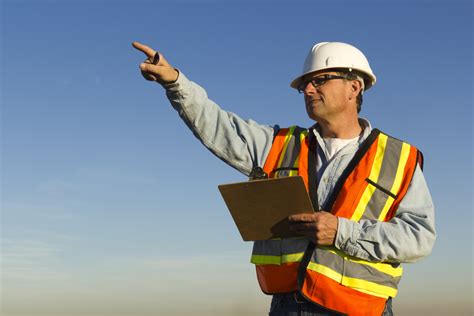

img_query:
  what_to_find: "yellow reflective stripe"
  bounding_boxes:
[341,275,397,297]
[307,262,342,283]
[276,126,296,168]
[289,130,308,176]
[368,134,389,181]
[289,146,299,175]
[351,134,388,221]
[251,253,304,265]
[296,131,309,164]
[391,142,411,193]
[351,184,377,221]
[348,287,390,299]
[282,252,304,263]
[307,262,395,298]
[377,195,395,222]
[320,246,403,277]
[251,255,281,265]
[377,142,411,221]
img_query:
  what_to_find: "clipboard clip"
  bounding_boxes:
[249,167,268,181]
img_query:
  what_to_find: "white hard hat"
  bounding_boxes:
[290,42,377,91]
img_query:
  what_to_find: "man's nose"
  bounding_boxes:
[303,82,317,95]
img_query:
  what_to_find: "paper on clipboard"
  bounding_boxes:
[218,176,315,241]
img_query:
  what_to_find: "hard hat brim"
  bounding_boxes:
[290,67,376,91]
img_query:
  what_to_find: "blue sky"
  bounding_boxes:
[1,0,472,315]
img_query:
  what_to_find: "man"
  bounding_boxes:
[132,41,435,316]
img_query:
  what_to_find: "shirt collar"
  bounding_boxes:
[310,117,373,148]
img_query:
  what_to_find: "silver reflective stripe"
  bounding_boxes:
[377,137,403,190]
[312,247,400,290]
[281,237,309,255]
[362,136,403,220]
[279,135,296,170]
[275,127,301,177]
[343,260,401,289]
[253,239,281,256]
[253,238,308,256]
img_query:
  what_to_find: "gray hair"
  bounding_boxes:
[337,71,365,113]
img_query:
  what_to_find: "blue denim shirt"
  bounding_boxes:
[164,72,436,263]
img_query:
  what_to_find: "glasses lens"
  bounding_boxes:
[311,77,327,87]
[297,82,306,93]
[298,75,346,93]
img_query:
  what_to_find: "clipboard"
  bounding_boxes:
[218,176,315,241]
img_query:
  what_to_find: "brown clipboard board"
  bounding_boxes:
[218,176,315,241]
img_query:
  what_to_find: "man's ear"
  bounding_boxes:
[349,79,362,99]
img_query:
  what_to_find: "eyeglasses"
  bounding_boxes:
[297,74,348,94]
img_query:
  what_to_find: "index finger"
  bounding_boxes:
[288,213,315,222]
[132,41,156,58]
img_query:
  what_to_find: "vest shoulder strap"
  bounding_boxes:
[325,128,381,210]
[328,129,422,221]
[263,126,308,177]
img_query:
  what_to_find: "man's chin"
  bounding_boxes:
[306,111,320,122]
[306,105,321,117]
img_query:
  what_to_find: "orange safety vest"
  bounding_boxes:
[251,126,423,316]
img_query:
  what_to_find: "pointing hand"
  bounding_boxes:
[132,41,179,85]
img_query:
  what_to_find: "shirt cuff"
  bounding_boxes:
[335,217,360,256]
[163,69,186,91]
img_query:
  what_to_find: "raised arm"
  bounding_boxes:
[132,41,275,175]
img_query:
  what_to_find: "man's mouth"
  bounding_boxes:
[307,98,322,105]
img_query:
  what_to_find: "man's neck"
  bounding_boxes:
[318,116,362,139]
